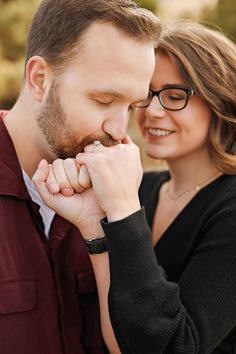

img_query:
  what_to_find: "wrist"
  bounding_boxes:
[78,223,105,240]
[106,200,141,222]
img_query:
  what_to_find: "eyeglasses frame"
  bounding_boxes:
[137,86,195,111]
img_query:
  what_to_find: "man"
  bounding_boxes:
[0,0,160,353]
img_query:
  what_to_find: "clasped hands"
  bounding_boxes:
[32,135,143,237]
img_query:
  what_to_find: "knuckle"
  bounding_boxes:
[63,158,76,170]
[52,159,63,168]
[64,158,74,165]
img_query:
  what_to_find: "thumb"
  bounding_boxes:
[32,159,52,202]
[32,159,50,182]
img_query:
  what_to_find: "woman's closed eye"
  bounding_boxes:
[168,94,186,101]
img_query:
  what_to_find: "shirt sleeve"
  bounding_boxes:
[101,204,236,354]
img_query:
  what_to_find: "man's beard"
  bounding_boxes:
[36,82,117,159]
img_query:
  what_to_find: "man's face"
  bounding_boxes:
[37,22,155,159]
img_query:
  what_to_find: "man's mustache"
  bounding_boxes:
[57,134,119,159]
[83,135,119,150]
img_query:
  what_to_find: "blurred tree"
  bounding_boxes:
[201,0,236,41]
[135,0,159,13]
[0,0,39,108]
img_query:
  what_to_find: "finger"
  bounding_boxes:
[46,165,60,194]
[32,159,53,203]
[78,165,91,189]
[63,158,85,193]
[32,159,50,184]
[83,144,96,153]
[84,141,106,153]
[52,159,74,197]
[75,152,95,167]
[121,134,132,144]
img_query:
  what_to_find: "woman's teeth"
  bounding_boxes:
[148,128,173,136]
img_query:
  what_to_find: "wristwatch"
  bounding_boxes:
[84,236,108,254]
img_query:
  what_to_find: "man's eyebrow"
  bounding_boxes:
[89,89,125,99]
[89,89,151,103]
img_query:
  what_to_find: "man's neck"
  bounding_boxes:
[4,99,52,178]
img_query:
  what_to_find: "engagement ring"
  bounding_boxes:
[93,140,101,152]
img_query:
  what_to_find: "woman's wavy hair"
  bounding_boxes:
[158,20,236,174]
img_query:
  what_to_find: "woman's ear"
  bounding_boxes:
[26,56,52,102]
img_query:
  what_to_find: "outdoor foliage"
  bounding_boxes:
[201,0,236,41]
[135,0,158,13]
[0,0,40,107]
[0,0,235,109]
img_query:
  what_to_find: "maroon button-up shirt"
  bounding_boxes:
[0,113,106,354]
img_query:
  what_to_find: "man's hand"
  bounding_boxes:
[32,159,105,237]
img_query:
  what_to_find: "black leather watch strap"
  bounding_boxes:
[84,236,108,254]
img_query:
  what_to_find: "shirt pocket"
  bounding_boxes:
[0,278,38,354]
[0,278,36,314]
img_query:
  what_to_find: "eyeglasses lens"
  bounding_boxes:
[160,88,188,110]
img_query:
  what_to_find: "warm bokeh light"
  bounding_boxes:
[158,0,218,19]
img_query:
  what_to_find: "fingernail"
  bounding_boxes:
[63,188,74,196]
[49,183,59,193]
[39,159,46,167]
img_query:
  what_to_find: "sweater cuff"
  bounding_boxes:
[101,208,164,296]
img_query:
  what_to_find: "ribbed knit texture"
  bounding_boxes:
[102,172,236,354]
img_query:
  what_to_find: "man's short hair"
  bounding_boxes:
[25,0,161,73]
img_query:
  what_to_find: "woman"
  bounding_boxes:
[34,21,236,353]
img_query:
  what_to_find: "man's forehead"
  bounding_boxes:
[83,21,133,44]
[80,21,153,58]
[57,21,155,100]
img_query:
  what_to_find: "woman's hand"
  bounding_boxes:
[76,135,143,222]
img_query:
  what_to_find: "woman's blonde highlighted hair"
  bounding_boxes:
[158,20,236,174]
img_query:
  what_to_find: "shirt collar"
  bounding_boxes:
[0,115,31,200]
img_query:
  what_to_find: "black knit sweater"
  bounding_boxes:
[102,171,236,354]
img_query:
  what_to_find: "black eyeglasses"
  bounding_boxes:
[136,86,195,111]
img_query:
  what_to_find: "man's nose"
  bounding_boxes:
[103,111,129,141]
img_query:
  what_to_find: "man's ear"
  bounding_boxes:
[26,56,52,102]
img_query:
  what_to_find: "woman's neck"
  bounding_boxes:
[166,152,221,196]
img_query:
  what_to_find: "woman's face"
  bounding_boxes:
[135,51,212,162]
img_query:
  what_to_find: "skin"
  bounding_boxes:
[4,21,155,354]
[32,50,221,354]
[40,51,219,223]
[135,51,212,165]
[33,49,224,354]
[33,136,142,354]
[4,21,155,178]
[135,51,220,243]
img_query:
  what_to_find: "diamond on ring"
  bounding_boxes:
[93,140,101,146]
[93,140,101,152]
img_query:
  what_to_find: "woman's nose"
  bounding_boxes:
[144,96,166,119]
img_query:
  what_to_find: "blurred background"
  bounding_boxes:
[0,0,235,169]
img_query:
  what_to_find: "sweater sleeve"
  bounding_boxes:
[101,204,236,354]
